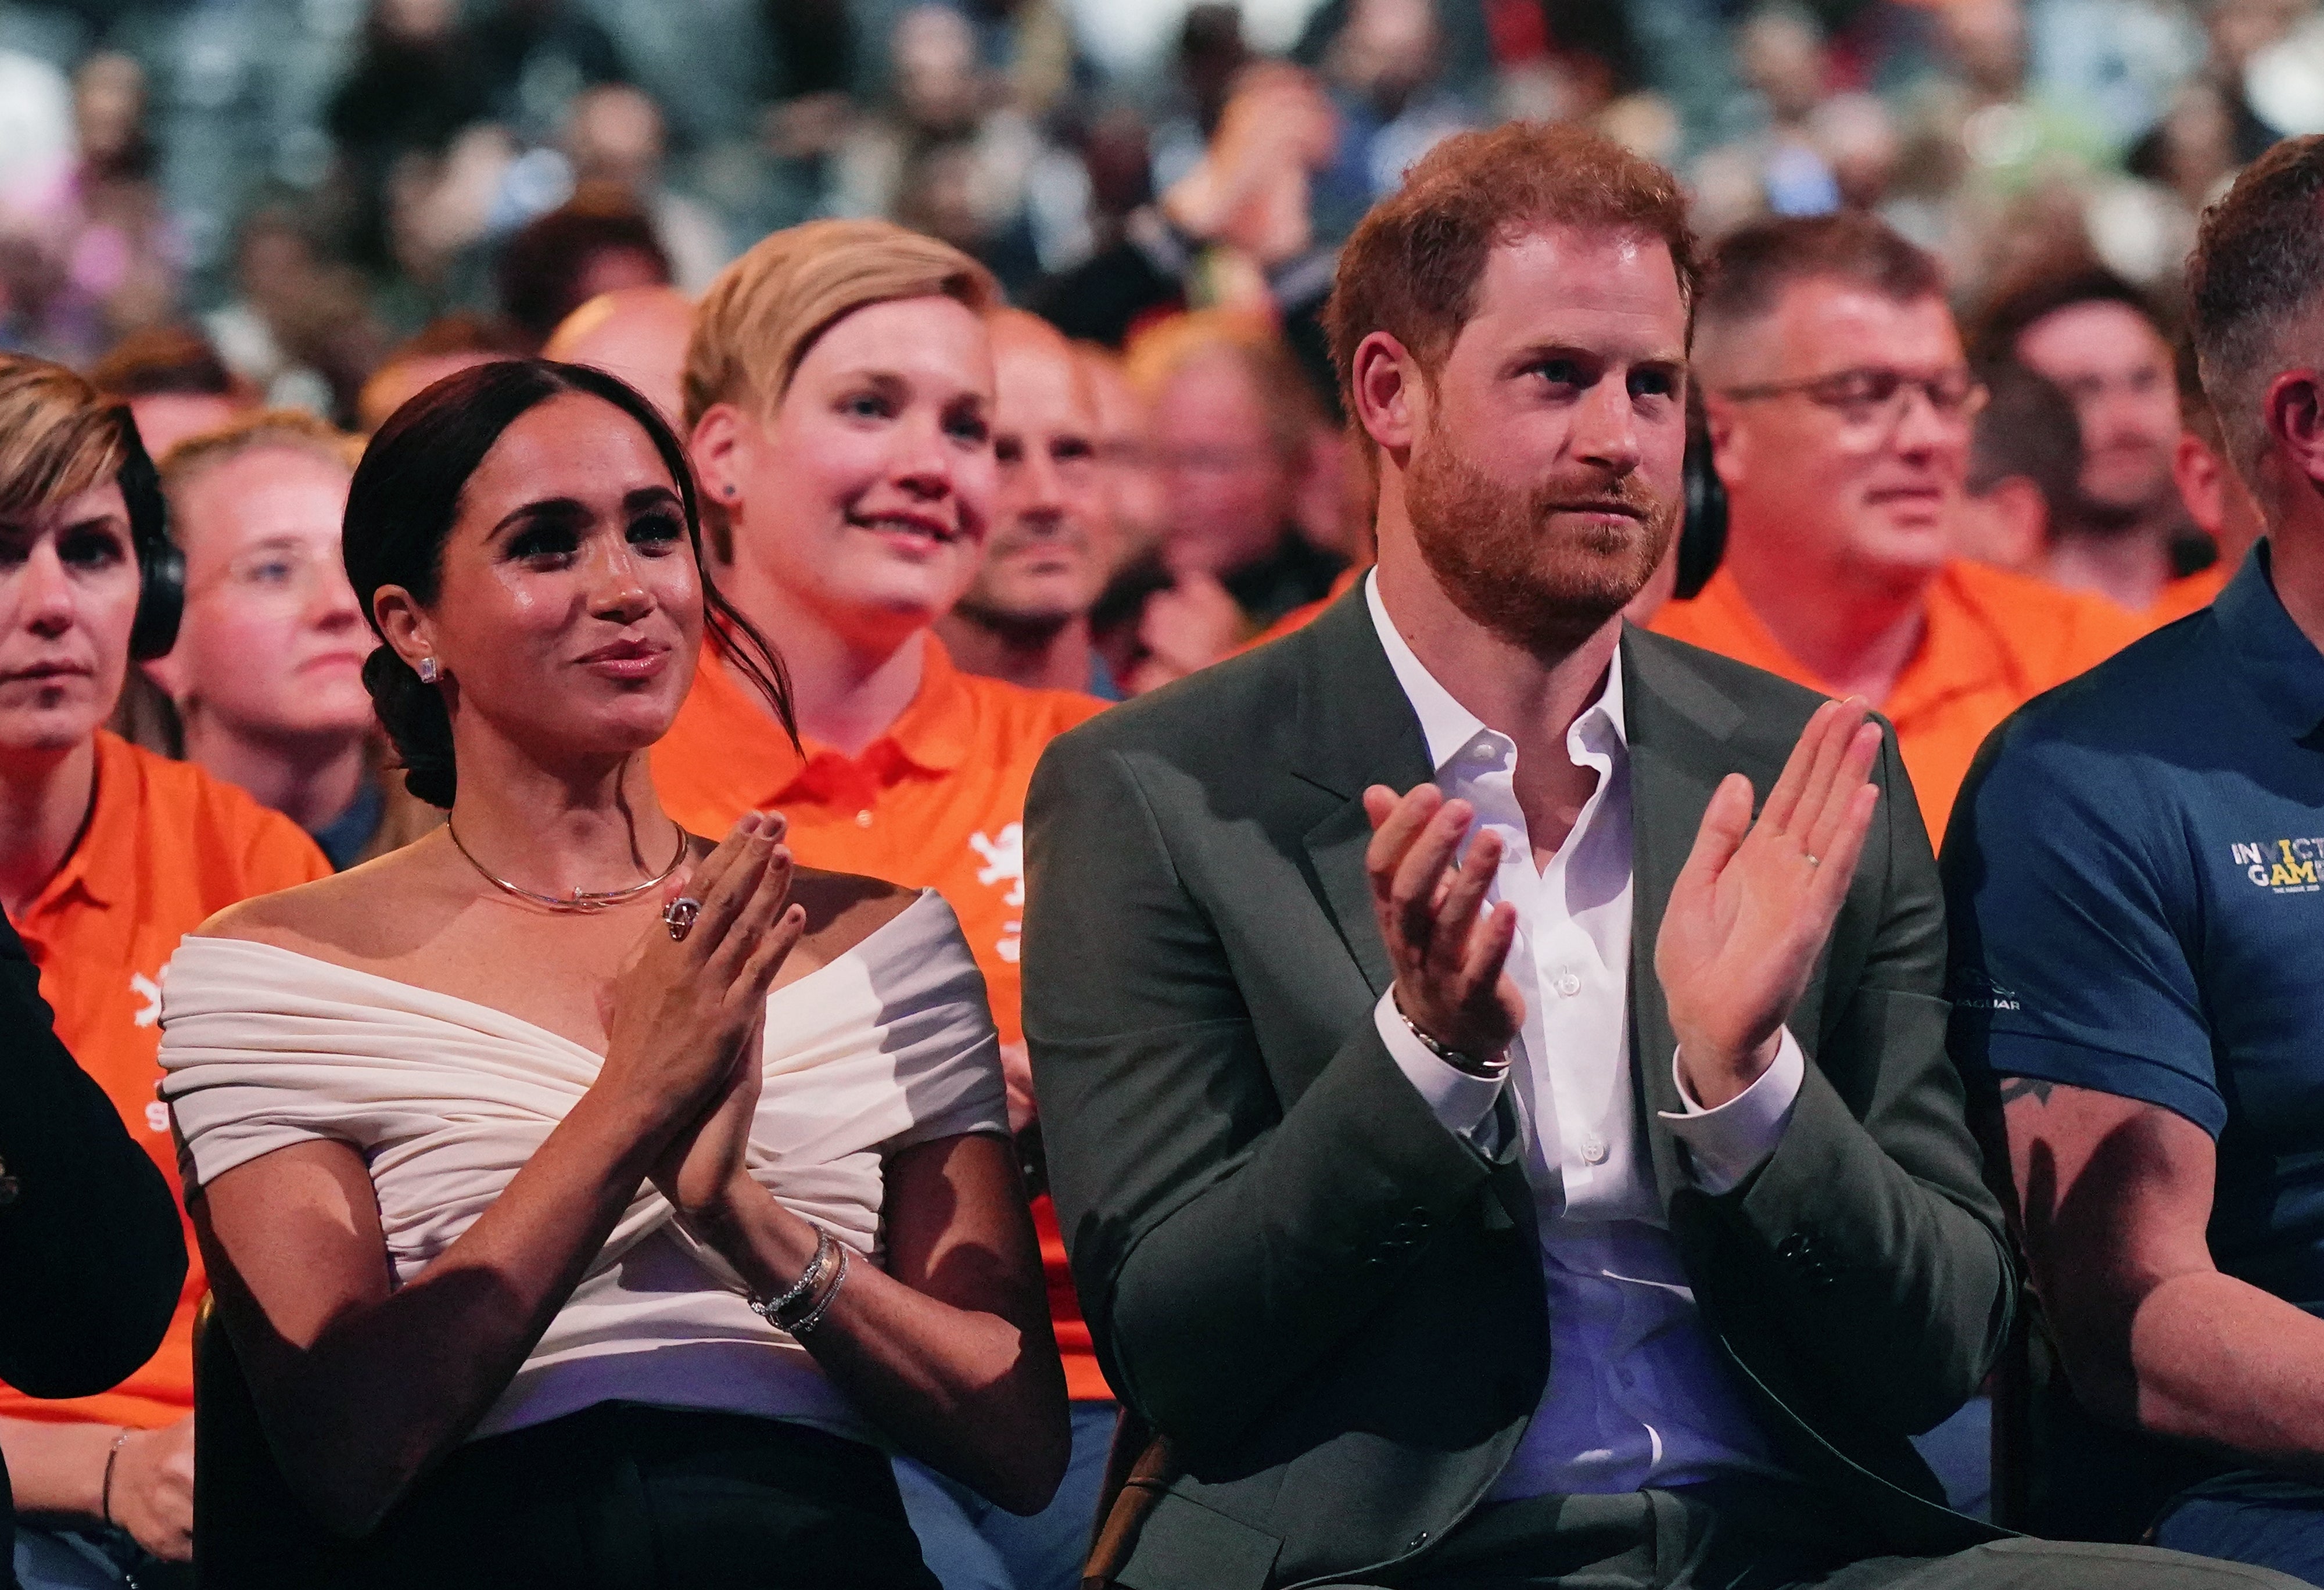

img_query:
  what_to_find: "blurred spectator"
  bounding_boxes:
[494,185,673,350]
[1957,360,2088,573]
[147,413,437,869]
[1651,212,2142,840]
[87,328,254,461]
[1075,340,1164,559]
[0,355,330,1590]
[1975,263,2200,612]
[1128,310,1344,622]
[200,206,389,425]
[832,6,1050,292]
[938,310,1119,699]
[0,53,178,368]
[356,312,523,432]
[1032,62,1339,349]
[1309,0,1479,243]
[472,0,629,145]
[561,86,728,293]
[1692,8,1848,236]
[540,285,694,425]
[324,0,492,277]
[2150,332,2268,624]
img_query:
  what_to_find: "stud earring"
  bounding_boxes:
[723,484,738,499]
[416,656,440,684]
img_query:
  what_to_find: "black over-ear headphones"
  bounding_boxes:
[116,413,184,661]
[1674,385,1727,602]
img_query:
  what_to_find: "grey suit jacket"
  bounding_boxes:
[1023,587,2014,1590]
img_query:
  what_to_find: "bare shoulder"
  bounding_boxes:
[193,834,458,963]
[788,867,919,961]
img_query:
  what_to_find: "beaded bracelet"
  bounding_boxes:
[747,1226,833,1330]
[787,1243,852,1338]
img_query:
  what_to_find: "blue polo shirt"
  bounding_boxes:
[1944,543,2324,1309]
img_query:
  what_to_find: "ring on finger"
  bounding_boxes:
[1803,853,1821,868]
[664,896,704,941]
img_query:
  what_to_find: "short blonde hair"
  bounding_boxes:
[1122,309,1321,464]
[0,355,137,522]
[683,218,999,429]
[157,410,362,550]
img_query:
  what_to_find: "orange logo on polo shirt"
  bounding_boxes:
[970,824,1025,964]
[2233,839,2324,893]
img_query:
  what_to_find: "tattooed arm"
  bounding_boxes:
[2003,1079,2324,1475]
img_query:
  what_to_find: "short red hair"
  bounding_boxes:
[1324,120,1698,463]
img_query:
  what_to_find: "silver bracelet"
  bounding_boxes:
[787,1243,851,1338]
[1393,994,1510,1078]
[747,1226,832,1327]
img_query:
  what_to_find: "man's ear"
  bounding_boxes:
[2261,369,2324,500]
[1350,331,1424,464]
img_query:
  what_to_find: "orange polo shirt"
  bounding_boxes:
[1245,563,1368,652]
[1651,560,2143,845]
[2146,558,2236,630]
[654,638,1114,1399]
[0,732,331,1430]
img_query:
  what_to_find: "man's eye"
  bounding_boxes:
[247,557,297,585]
[1629,370,1677,400]
[1533,359,1586,387]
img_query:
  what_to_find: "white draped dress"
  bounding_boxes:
[157,886,1009,1447]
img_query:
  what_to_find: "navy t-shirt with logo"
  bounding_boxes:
[1945,545,2324,1310]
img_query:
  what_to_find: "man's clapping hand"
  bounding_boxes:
[1655,698,1882,1108]
[1361,784,1525,1068]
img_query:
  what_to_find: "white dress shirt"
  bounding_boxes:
[1364,572,1803,1499]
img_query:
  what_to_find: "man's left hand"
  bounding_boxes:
[1655,698,1882,1109]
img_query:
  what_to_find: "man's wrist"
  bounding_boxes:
[1391,991,1509,1079]
[1675,1030,1783,1109]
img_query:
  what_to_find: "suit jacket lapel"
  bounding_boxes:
[1623,628,1748,1209]
[1287,587,1434,997]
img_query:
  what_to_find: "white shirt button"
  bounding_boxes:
[1555,970,1582,998]
[1581,1135,1609,1165]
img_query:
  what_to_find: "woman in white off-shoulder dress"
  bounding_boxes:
[155,358,1067,1587]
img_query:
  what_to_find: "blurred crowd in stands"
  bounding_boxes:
[3,0,2309,699]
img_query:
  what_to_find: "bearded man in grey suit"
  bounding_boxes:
[1021,121,2295,1590]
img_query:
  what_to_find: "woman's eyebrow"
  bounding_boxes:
[489,497,589,541]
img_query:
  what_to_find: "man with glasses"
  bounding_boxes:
[1652,213,2142,842]
[148,412,438,867]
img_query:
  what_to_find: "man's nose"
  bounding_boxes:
[1571,381,1644,474]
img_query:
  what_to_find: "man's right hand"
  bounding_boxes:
[111,1415,195,1562]
[1362,784,1525,1067]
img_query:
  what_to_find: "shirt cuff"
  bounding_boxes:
[1375,990,1504,1143]
[1658,1029,1805,1194]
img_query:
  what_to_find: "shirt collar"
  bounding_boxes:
[1364,568,1626,780]
[2215,540,2324,738]
[690,631,977,803]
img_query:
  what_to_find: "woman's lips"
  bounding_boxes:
[576,640,670,680]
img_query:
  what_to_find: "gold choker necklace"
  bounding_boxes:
[446,821,688,912]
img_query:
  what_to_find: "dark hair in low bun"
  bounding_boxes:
[344,357,794,809]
